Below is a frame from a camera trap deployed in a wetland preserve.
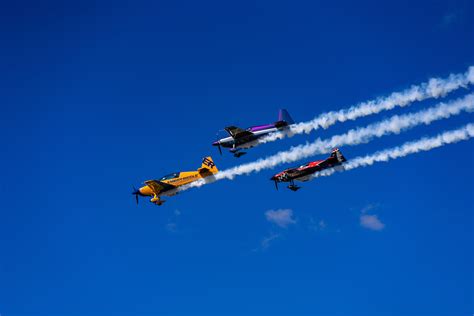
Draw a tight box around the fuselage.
[214,124,283,149]
[270,149,347,191]
[133,156,218,206]
[138,185,179,198]
[271,158,342,183]
[138,171,208,198]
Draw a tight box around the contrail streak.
[182,93,474,190]
[218,94,473,179]
[260,66,474,143]
[312,123,474,179]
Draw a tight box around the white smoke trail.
[217,94,473,179]
[260,66,474,143]
[181,93,474,190]
[312,123,474,179]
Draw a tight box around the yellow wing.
[144,180,176,194]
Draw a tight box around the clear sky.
[1,1,473,315]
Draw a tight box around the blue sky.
[1,1,473,315]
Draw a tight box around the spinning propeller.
[214,132,223,155]
[132,186,140,205]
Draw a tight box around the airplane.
[212,109,295,157]
[270,148,347,191]
[132,156,218,205]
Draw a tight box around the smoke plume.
[312,123,474,178]
[182,94,473,190]
[260,66,474,143]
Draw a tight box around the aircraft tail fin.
[198,156,219,175]
[278,109,295,125]
[330,148,347,163]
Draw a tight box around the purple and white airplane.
[212,109,295,157]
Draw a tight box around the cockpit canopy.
[157,172,180,181]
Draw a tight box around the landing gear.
[151,195,165,206]
[230,147,246,158]
[287,180,301,191]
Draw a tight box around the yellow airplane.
[132,156,218,206]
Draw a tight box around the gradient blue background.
[1,1,473,315]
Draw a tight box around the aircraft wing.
[144,180,176,194]
[224,126,254,139]
[315,159,332,170]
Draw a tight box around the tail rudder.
[199,156,219,175]
[330,148,347,163]
[276,109,294,126]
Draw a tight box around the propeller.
[214,132,223,155]
[132,186,139,205]
[270,176,279,191]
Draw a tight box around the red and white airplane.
[270,148,347,191]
